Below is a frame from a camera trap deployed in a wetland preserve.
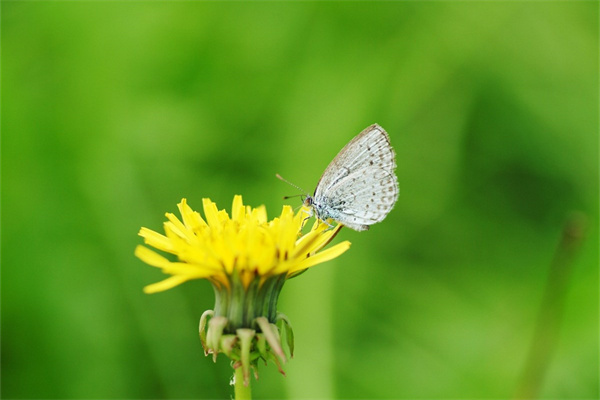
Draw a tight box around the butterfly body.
[304,124,399,231]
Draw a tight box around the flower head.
[135,195,350,383]
[136,195,349,293]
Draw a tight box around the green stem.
[514,213,587,399]
[234,366,252,400]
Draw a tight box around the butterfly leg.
[301,216,310,230]
[300,207,313,230]
[322,219,336,230]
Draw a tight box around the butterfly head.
[303,195,314,208]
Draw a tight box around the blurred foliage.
[2,1,598,399]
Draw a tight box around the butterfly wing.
[317,167,398,230]
[311,124,399,231]
[314,124,396,199]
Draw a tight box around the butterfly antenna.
[282,194,304,200]
[275,173,309,196]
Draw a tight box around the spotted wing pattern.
[311,124,399,231]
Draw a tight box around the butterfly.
[278,124,399,231]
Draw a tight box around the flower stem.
[514,213,587,399]
[234,366,252,400]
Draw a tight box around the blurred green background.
[2,1,598,399]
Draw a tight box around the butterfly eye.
[303,197,313,206]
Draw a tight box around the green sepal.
[256,333,268,359]
[220,334,238,357]
[276,312,295,358]
[207,316,228,362]
[236,328,256,387]
[255,316,286,362]
[199,310,214,356]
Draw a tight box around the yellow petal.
[164,213,189,239]
[308,224,344,253]
[202,198,221,228]
[232,195,245,222]
[135,245,172,268]
[217,209,230,222]
[178,198,207,231]
[138,228,174,253]
[288,241,351,274]
[144,275,191,293]
[292,228,325,258]
[252,205,267,224]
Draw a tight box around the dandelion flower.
[135,195,350,390]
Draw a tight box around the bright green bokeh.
[2,1,598,399]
